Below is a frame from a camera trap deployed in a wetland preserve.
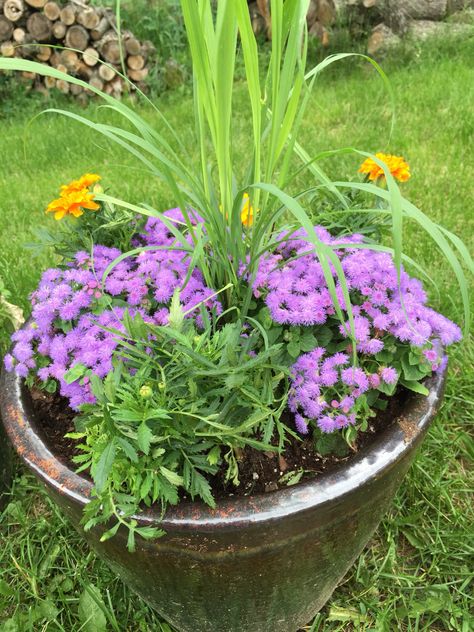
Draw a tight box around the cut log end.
[26,12,53,42]
[44,1,61,21]
[25,0,48,7]
[0,40,15,56]
[3,0,25,23]
[64,24,89,51]
[98,62,116,81]
[82,46,99,66]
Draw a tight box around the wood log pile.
[248,0,474,54]
[0,0,155,101]
[248,0,337,45]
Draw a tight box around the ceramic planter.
[0,366,447,632]
[0,409,14,509]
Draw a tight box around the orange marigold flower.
[60,173,101,196]
[358,153,410,183]
[46,190,100,221]
[241,193,255,227]
[46,174,101,220]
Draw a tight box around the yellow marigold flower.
[46,190,100,221]
[241,193,254,227]
[60,173,101,196]
[359,153,410,183]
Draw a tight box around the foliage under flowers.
[6,212,460,416]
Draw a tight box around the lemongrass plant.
[0,0,471,327]
[1,0,472,547]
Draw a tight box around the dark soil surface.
[29,385,411,497]
[30,387,82,467]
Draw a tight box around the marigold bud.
[139,385,153,399]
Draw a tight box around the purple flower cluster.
[5,212,461,430]
[254,227,461,353]
[252,227,365,325]
[5,212,221,409]
[253,226,461,434]
[289,348,398,434]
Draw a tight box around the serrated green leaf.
[135,526,166,540]
[224,372,246,389]
[207,445,221,466]
[160,466,183,487]
[137,421,152,455]
[92,440,116,493]
[117,437,139,463]
[140,473,153,499]
[315,432,349,457]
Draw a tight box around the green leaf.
[160,466,184,487]
[0,579,14,597]
[127,527,136,553]
[315,432,349,457]
[315,326,333,347]
[35,600,59,622]
[327,605,368,624]
[207,445,221,466]
[224,373,246,389]
[99,522,121,543]
[137,421,152,455]
[190,468,216,508]
[117,437,139,463]
[375,350,394,363]
[168,287,185,331]
[135,526,166,540]
[92,440,116,493]
[78,585,107,632]
[400,379,430,396]
[300,331,318,352]
[377,381,397,396]
[402,355,429,381]
[63,363,88,385]
[287,341,301,358]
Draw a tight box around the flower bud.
[139,385,153,399]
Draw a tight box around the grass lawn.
[0,37,473,631]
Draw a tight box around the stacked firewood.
[0,0,155,100]
[248,0,337,44]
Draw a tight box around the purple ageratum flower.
[3,354,14,371]
[12,342,33,363]
[252,226,461,365]
[295,414,309,435]
[368,373,381,389]
[381,367,398,385]
[317,415,338,433]
[335,414,349,428]
[6,210,225,410]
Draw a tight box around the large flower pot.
[0,407,14,510]
[0,366,447,632]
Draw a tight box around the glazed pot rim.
[0,366,446,530]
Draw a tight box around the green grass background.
[0,37,473,631]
